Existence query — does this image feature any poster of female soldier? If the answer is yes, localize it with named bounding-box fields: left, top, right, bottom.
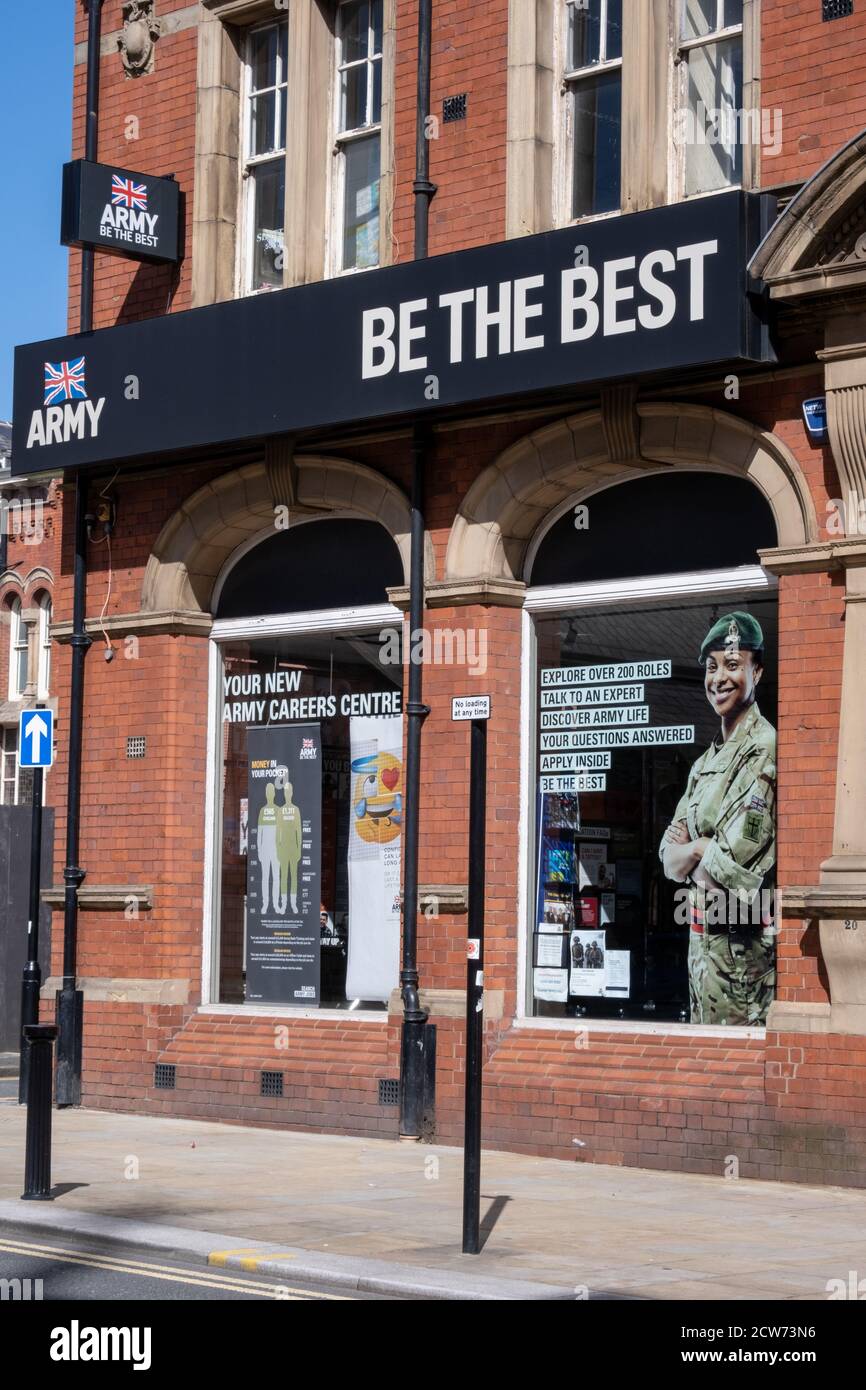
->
left=659, top=612, right=776, bottom=1026
left=245, top=724, right=322, bottom=1006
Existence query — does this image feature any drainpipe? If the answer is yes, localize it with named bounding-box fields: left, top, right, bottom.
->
left=413, top=0, right=437, bottom=259
left=56, top=0, right=101, bottom=1106
left=399, top=0, right=437, bottom=1140
left=78, top=0, right=102, bottom=338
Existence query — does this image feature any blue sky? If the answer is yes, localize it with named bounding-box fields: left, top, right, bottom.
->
left=0, top=3, right=74, bottom=421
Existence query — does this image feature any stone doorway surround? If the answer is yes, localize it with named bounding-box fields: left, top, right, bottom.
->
left=751, top=126, right=866, bottom=1035
left=443, top=400, right=816, bottom=599
left=140, top=448, right=432, bottom=618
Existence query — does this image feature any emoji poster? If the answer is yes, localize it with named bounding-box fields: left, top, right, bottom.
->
left=346, top=715, right=403, bottom=1002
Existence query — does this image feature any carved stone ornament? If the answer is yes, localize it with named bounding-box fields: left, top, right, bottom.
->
left=117, top=1, right=162, bottom=79
left=814, top=199, right=866, bottom=267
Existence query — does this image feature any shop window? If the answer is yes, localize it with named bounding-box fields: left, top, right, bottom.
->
left=562, top=0, right=623, bottom=218
left=209, top=518, right=405, bottom=1012
left=677, top=0, right=744, bottom=197
left=333, top=0, right=383, bottom=272
left=528, top=473, right=778, bottom=1029
left=241, top=17, right=289, bottom=293
left=531, top=593, right=777, bottom=1027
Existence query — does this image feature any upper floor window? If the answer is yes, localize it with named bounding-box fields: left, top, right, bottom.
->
left=8, top=598, right=27, bottom=700
left=563, top=0, right=623, bottom=219
left=509, top=1, right=758, bottom=242
left=241, top=18, right=288, bottom=293
left=334, top=0, right=383, bottom=271
left=678, top=0, right=744, bottom=197
left=37, top=593, right=51, bottom=699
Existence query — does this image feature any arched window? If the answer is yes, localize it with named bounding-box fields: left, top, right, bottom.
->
left=37, top=593, right=52, bottom=698
left=215, top=517, right=403, bottom=619
left=8, top=597, right=28, bottom=700
left=530, top=472, right=776, bottom=586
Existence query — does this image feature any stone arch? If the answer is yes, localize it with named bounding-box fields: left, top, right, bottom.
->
left=445, top=404, right=818, bottom=586
left=749, top=127, right=866, bottom=292
left=142, top=456, right=432, bottom=615
left=23, top=567, right=54, bottom=592
left=750, top=128, right=866, bottom=516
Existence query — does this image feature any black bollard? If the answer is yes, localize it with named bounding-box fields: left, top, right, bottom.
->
left=21, top=1024, right=58, bottom=1201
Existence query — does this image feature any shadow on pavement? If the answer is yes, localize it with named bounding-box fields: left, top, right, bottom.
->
left=479, top=1193, right=511, bottom=1249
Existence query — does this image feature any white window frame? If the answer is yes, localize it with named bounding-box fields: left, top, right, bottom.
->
left=8, top=598, right=27, bottom=701
left=674, top=0, right=745, bottom=202
left=516, top=559, right=776, bottom=1041
left=330, top=0, right=384, bottom=276
left=238, top=15, right=289, bottom=297
left=0, top=725, right=21, bottom=805
left=202, top=598, right=402, bottom=1019
left=558, top=0, right=624, bottom=226
left=37, top=593, right=51, bottom=699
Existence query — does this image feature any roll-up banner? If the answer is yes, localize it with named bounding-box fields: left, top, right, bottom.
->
left=347, top=716, right=403, bottom=1002
left=245, top=724, right=322, bottom=1005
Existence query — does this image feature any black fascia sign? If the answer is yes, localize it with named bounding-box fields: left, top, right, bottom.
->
left=13, top=190, right=774, bottom=476
left=60, top=159, right=181, bottom=264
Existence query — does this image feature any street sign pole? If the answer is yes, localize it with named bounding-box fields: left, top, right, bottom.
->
left=17, top=708, right=53, bottom=1104
left=18, top=766, right=44, bottom=1104
left=453, top=695, right=490, bottom=1255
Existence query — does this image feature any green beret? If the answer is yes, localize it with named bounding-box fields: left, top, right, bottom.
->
left=699, top=611, right=764, bottom=664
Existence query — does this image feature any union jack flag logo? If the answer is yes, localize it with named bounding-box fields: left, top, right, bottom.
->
left=111, top=174, right=148, bottom=211
left=302, top=739, right=314, bottom=750
left=43, top=357, right=88, bottom=406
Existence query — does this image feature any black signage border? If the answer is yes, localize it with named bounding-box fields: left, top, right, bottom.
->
left=14, top=191, right=774, bottom=476
left=60, top=159, right=181, bottom=265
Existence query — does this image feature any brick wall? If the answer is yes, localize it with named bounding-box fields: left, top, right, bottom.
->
left=64, top=1, right=866, bottom=328
left=391, top=0, right=509, bottom=261
left=31, top=0, right=866, bottom=1189
left=761, top=0, right=866, bottom=187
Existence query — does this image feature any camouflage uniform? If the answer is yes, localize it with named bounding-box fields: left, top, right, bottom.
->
left=660, top=702, right=776, bottom=1026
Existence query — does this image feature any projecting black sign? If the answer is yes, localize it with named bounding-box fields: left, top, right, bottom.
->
left=60, top=159, right=181, bottom=264
left=13, top=191, right=773, bottom=475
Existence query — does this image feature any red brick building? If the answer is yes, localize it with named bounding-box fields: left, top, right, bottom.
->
left=12, top=0, right=866, bottom=1187
left=0, top=424, right=59, bottom=1055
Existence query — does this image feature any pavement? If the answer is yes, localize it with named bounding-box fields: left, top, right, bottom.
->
left=1, top=1099, right=865, bottom=1300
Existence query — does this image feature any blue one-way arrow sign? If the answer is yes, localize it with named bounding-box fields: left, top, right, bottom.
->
left=18, top=709, right=53, bottom=769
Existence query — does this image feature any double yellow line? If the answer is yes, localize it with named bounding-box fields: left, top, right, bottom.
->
left=0, top=1236, right=348, bottom=1299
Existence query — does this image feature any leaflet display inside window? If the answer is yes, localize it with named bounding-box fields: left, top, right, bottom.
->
left=217, top=631, right=403, bottom=1011
left=532, top=597, right=777, bottom=1026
